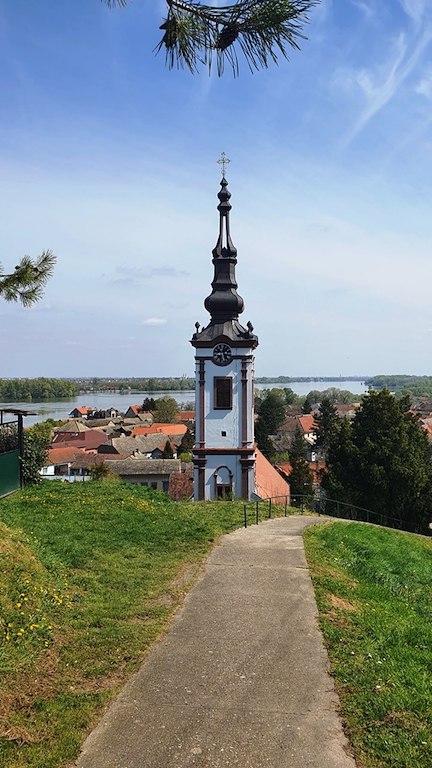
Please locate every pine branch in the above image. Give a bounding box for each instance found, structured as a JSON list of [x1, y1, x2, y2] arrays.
[[103, 0, 319, 75], [0, 250, 56, 307]]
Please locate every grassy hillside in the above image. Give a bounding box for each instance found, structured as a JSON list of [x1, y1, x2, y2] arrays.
[[2, 483, 430, 768], [305, 522, 432, 768], [0, 481, 256, 768]]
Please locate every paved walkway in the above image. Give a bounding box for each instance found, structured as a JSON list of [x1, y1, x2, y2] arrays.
[[75, 517, 356, 768]]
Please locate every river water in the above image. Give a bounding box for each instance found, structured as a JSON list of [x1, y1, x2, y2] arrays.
[[0, 380, 368, 427]]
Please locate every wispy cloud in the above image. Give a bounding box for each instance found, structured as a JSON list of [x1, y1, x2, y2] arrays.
[[342, 24, 432, 145], [399, 0, 425, 27], [351, 0, 375, 19], [142, 317, 167, 326], [415, 67, 432, 98]]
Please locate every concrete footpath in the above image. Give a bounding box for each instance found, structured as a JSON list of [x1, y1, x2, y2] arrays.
[[75, 517, 357, 768]]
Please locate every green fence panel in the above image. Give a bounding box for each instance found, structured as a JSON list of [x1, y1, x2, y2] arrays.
[[0, 450, 20, 497]]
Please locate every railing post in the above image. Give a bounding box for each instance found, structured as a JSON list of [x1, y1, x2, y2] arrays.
[[284, 496, 287, 516], [256, 500, 259, 525], [269, 498, 272, 518], [244, 504, 247, 528], [18, 413, 24, 490]]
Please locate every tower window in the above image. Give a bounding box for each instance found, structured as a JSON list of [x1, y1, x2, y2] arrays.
[[214, 377, 232, 410]]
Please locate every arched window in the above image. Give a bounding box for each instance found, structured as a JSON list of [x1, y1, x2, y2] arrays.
[[214, 465, 233, 500]]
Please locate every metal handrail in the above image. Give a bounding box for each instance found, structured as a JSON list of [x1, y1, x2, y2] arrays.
[[242, 493, 424, 535]]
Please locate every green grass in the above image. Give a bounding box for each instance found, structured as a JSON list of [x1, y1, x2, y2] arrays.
[[304, 522, 432, 768], [0, 480, 258, 768]]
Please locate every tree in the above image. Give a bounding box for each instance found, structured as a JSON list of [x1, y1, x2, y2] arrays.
[[314, 396, 338, 453], [22, 432, 48, 485], [283, 387, 297, 405], [142, 397, 156, 412], [89, 462, 112, 481], [27, 419, 58, 448], [288, 425, 313, 500], [255, 389, 286, 459], [105, 0, 319, 76], [0, 251, 56, 306], [257, 389, 286, 434], [162, 439, 174, 458], [301, 393, 313, 414], [323, 390, 432, 534], [255, 416, 274, 459], [178, 427, 194, 454], [154, 396, 179, 423]]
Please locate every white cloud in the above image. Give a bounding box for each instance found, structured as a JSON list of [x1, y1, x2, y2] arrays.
[[399, 0, 425, 27], [351, 0, 375, 19], [343, 26, 432, 144], [142, 317, 167, 326], [415, 68, 432, 98]]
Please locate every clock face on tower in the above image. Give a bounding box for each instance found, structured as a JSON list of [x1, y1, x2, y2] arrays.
[[213, 343, 232, 365]]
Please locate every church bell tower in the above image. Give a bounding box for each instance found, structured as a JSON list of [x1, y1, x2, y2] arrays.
[[190, 157, 258, 500]]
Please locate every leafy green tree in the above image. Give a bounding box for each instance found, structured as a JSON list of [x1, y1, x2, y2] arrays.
[[89, 462, 112, 481], [0, 423, 18, 453], [154, 397, 179, 423], [288, 425, 313, 500], [22, 432, 48, 485], [27, 419, 58, 449], [105, 0, 319, 76], [283, 387, 298, 405], [314, 396, 338, 453], [301, 393, 313, 414], [0, 251, 55, 306], [323, 390, 432, 534]]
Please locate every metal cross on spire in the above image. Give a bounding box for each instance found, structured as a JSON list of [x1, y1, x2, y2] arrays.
[[217, 152, 230, 177]]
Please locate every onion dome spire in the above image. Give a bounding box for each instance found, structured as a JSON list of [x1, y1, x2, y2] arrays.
[[204, 175, 244, 323]]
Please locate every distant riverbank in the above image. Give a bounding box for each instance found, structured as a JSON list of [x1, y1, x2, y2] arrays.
[[0, 379, 369, 427]]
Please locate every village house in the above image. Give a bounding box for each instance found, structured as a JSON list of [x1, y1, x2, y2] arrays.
[[40, 446, 84, 480], [271, 414, 317, 457], [51, 420, 109, 452], [69, 406, 92, 419], [68, 454, 185, 492]]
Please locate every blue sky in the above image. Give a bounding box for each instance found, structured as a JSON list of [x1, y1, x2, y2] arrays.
[[1, 0, 432, 378]]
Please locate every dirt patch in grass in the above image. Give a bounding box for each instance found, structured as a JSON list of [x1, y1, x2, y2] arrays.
[[328, 594, 357, 612]]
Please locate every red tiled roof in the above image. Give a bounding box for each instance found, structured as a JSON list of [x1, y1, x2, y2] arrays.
[[51, 431, 109, 450], [47, 447, 83, 465], [298, 414, 316, 434], [277, 459, 326, 484], [281, 415, 316, 435], [126, 405, 142, 415], [132, 424, 187, 437], [255, 449, 290, 500], [176, 411, 195, 421], [421, 422, 432, 440]]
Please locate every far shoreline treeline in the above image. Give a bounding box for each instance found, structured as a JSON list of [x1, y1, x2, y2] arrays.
[[1, 375, 432, 403], [1, 376, 364, 402]]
